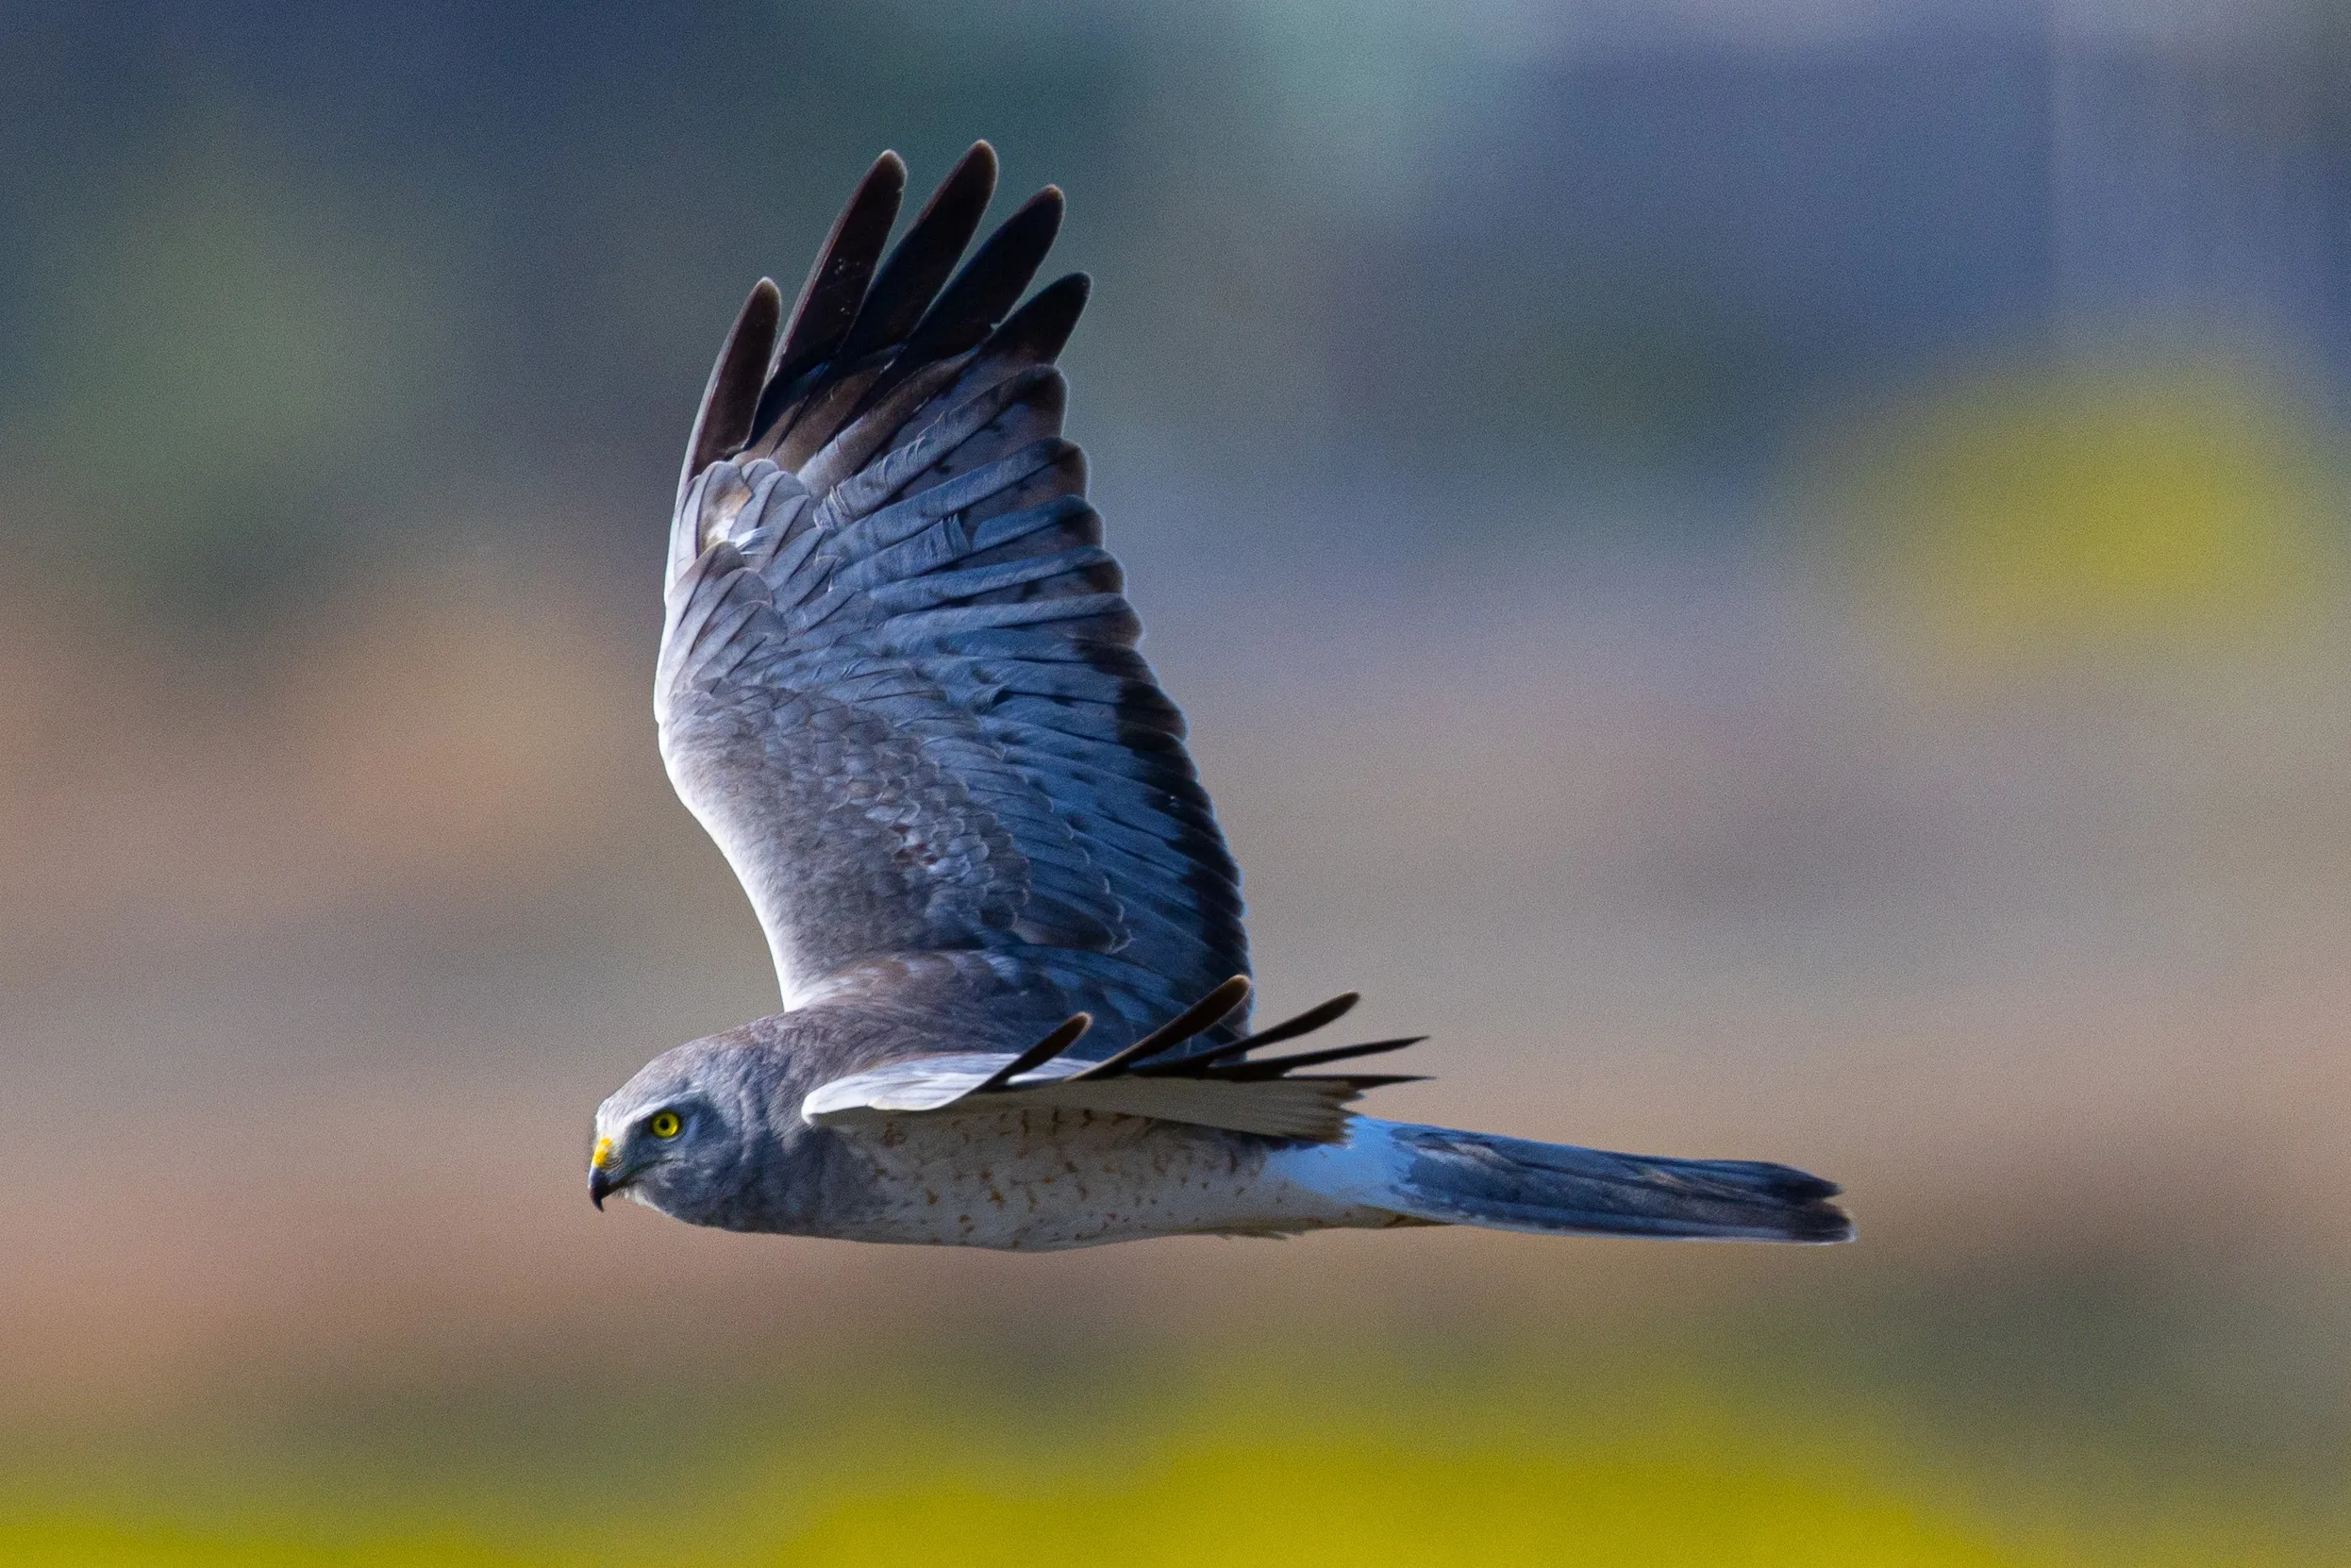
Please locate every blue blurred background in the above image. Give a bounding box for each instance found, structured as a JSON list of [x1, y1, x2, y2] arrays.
[[3, 2, 2348, 1561]]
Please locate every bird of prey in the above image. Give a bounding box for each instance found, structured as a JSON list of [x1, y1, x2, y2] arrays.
[[589, 145, 1852, 1250]]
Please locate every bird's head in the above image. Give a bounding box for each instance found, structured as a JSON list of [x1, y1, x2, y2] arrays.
[[589, 1038, 768, 1222]]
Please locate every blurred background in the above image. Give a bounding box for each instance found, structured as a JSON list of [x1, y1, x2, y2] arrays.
[[4, 0, 2349, 1561]]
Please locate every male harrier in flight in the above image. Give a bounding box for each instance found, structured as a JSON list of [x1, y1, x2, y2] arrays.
[[590, 145, 1851, 1250]]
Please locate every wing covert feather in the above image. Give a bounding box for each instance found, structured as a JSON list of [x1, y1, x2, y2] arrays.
[[801, 1054, 1367, 1143]]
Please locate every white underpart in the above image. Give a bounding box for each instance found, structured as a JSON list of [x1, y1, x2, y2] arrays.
[[818, 1108, 1420, 1250]]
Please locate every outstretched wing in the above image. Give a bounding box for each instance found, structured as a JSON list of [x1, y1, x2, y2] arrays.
[[800, 983, 1426, 1143], [659, 144, 1245, 1041]]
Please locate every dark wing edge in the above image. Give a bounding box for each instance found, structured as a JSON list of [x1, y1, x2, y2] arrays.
[[657, 145, 1249, 1041], [801, 981, 1427, 1143]]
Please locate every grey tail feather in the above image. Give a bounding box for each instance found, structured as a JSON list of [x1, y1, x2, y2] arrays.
[[1381, 1123, 1853, 1243]]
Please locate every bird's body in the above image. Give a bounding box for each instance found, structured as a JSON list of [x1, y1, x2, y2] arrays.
[[626, 1009, 1408, 1249], [799, 1108, 1389, 1251], [589, 144, 1853, 1251]]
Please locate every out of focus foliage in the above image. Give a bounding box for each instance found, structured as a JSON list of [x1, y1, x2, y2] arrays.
[[8, 2, 2344, 617]]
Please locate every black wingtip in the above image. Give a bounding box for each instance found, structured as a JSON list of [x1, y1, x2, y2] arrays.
[[1076, 975, 1253, 1079], [979, 272, 1091, 366], [833, 142, 1002, 368], [1030, 192, 1067, 245], [854, 182, 1073, 420], [759, 152, 910, 422], [1042, 271, 1092, 315], [1221, 1036, 1427, 1081], [676, 276, 783, 503], [975, 1011, 1092, 1093], [1155, 991, 1362, 1074]]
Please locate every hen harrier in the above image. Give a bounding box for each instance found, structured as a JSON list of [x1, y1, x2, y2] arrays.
[[590, 145, 1851, 1250]]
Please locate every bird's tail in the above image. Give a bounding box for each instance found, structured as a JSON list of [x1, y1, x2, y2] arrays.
[[1290, 1119, 1853, 1243]]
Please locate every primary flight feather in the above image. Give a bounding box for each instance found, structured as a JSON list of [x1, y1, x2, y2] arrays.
[[589, 144, 1853, 1250]]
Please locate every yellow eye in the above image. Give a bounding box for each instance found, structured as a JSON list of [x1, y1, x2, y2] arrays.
[[648, 1109, 682, 1139]]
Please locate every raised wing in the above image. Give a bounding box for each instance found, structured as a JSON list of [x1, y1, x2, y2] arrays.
[[800, 982, 1427, 1143], [659, 145, 1246, 1042]]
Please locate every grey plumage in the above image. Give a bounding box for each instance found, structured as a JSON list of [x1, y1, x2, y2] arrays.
[[588, 146, 1853, 1251]]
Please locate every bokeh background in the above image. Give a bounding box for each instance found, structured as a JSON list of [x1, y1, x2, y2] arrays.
[[5, 1, 2349, 1562]]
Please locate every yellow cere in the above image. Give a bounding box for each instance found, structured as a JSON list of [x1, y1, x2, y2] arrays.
[[649, 1109, 682, 1139], [591, 1136, 614, 1170]]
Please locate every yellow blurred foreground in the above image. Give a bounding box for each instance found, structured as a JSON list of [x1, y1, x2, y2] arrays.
[[3, 1314, 2341, 1568]]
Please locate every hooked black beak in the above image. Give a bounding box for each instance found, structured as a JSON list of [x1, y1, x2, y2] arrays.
[[589, 1166, 614, 1209]]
